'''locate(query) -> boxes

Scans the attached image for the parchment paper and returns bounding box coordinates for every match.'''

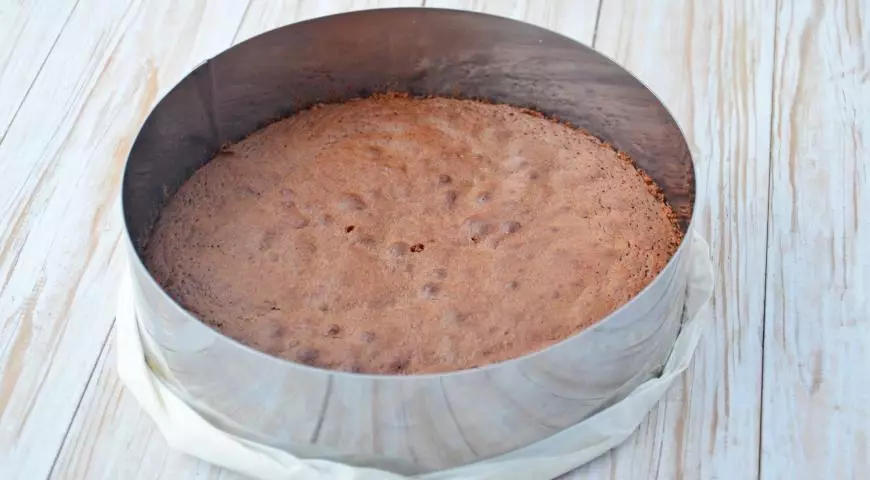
[117,234,713,480]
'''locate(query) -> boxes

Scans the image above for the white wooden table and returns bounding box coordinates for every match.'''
[1,1,867,478]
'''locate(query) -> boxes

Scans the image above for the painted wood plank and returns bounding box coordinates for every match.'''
[0,1,251,478]
[566,1,775,478]
[51,331,250,480]
[0,2,144,475]
[0,0,78,140]
[761,1,870,479]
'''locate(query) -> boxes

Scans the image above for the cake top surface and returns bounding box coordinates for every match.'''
[145,95,682,374]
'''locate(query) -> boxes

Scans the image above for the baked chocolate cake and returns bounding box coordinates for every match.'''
[145,95,682,374]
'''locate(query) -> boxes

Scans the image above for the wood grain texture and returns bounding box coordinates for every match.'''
[0,1,250,478]
[566,1,775,478]
[0,2,142,476]
[0,0,79,140]
[51,331,250,480]
[762,1,870,479]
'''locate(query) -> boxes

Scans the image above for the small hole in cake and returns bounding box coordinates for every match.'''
[290,216,309,229]
[387,242,409,257]
[389,357,410,373]
[461,217,492,241]
[280,188,295,206]
[410,243,425,253]
[326,324,341,337]
[265,322,286,338]
[442,309,465,324]
[443,190,457,208]
[420,282,440,299]
[339,193,366,211]
[296,348,319,365]
[345,225,355,233]
[354,234,376,247]
[501,221,522,235]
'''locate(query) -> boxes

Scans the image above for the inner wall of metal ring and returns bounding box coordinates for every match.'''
[120,8,695,473]
[123,9,693,254]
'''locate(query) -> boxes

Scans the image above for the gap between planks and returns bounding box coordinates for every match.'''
[757,0,782,477]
